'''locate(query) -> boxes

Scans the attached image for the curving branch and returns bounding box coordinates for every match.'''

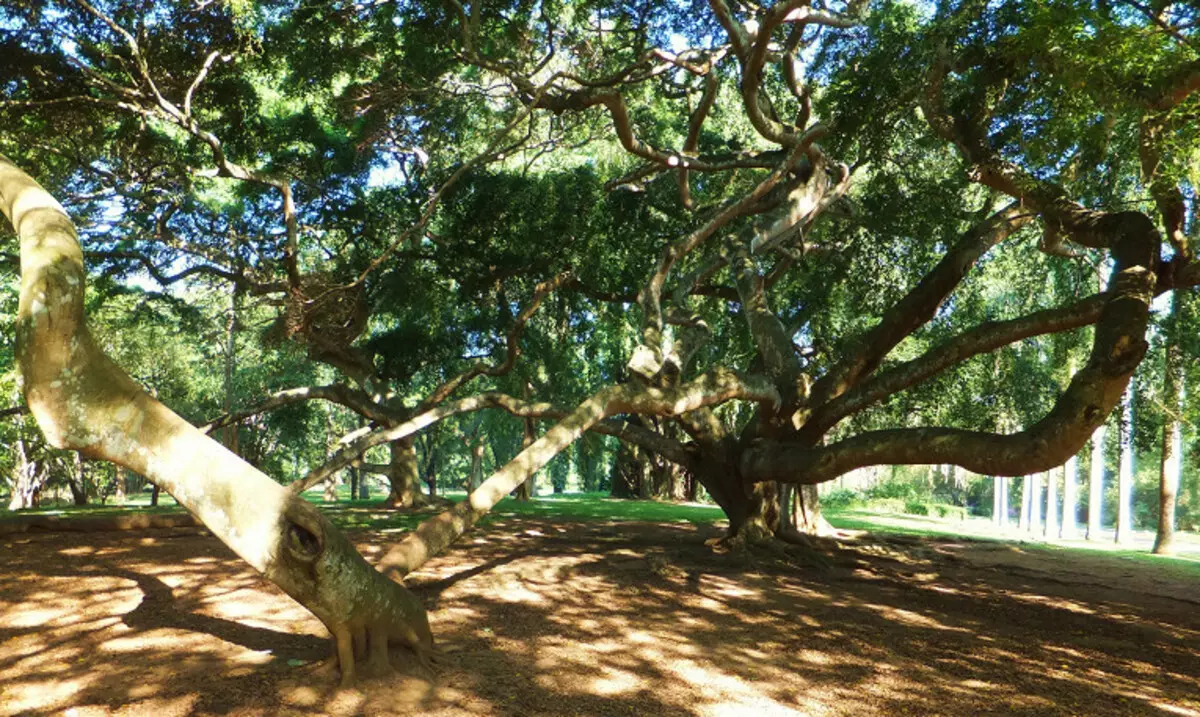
[294,369,777,495]
[801,293,1110,440]
[377,367,780,578]
[0,153,433,686]
[923,57,1114,249]
[745,211,1160,484]
[634,138,822,379]
[802,204,1034,422]
[418,271,573,409]
[200,383,401,433]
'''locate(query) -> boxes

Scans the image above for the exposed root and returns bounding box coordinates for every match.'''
[331,623,436,687]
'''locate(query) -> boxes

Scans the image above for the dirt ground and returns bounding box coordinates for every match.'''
[1,514,1197,717]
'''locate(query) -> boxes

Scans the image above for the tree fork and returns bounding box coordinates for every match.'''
[0,154,432,686]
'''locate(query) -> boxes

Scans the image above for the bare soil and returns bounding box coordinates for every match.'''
[1,515,1197,717]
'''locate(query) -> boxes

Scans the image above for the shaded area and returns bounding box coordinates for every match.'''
[1,517,1198,716]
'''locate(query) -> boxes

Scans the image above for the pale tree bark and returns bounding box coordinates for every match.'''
[1019,476,1031,532]
[378,371,779,578]
[0,155,431,686]
[992,476,1003,527]
[1044,470,1057,538]
[1029,472,1042,533]
[1116,383,1135,544]
[1153,292,1184,554]
[1061,454,1079,538]
[1088,424,1107,541]
[7,427,46,510]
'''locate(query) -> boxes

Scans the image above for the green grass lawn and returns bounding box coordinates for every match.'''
[5,490,1197,576]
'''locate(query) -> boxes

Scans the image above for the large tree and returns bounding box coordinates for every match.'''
[3,0,1199,683]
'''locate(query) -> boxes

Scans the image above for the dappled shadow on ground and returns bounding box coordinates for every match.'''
[1,518,1197,716]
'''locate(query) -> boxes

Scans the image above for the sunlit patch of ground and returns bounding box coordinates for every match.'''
[1,517,1198,716]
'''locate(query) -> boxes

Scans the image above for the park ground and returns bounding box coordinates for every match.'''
[1,495,1198,717]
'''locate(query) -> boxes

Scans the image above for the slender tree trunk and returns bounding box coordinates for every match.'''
[1019,475,1031,531]
[221,284,240,454]
[779,483,795,533]
[8,431,46,510]
[1044,470,1057,538]
[1029,472,1042,534]
[513,414,535,501]
[1061,455,1078,538]
[1087,424,1106,541]
[1154,295,1184,554]
[115,466,127,505]
[469,440,484,492]
[794,484,828,535]
[150,483,160,506]
[68,451,89,505]
[992,476,1002,526]
[999,476,1009,528]
[1116,384,1134,544]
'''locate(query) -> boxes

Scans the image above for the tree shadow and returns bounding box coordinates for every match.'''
[2,518,1198,716]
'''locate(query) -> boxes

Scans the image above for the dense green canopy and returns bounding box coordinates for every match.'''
[1,0,1197,539]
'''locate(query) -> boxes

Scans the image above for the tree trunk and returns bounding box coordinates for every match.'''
[468,440,484,492]
[992,476,1002,526]
[513,415,535,501]
[221,283,240,455]
[1044,470,1057,538]
[8,432,46,510]
[779,483,795,533]
[68,451,89,505]
[1154,294,1183,555]
[150,483,160,506]
[999,476,1009,528]
[0,155,432,686]
[793,484,828,536]
[323,473,339,502]
[1115,384,1134,544]
[115,466,127,505]
[385,438,425,508]
[1061,455,1078,538]
[1019,475,1031,531]
[1087,424,1106,541]
[349,466,360,500]
[1029,472,1042,534]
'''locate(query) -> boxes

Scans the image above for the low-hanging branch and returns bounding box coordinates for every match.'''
[201,383,401,434]
[293,369,778,496]
[377,368,781,578]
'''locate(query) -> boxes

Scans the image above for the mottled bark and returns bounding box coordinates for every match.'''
[0,155,431,685]
[385,439,426,508]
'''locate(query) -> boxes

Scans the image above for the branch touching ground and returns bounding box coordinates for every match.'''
[0,154,432,686]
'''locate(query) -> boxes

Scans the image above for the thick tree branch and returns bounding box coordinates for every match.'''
[746,211,1159,484]
[803,204,1033,421]
[378,367,779,578]
[801,293,1110,440]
